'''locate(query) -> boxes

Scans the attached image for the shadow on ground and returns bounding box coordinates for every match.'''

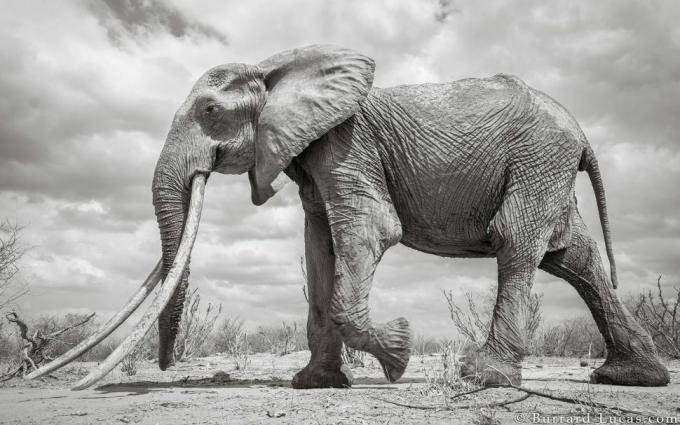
[95,376,427,395]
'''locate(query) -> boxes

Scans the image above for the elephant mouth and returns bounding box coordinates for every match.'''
[23,173,208,390]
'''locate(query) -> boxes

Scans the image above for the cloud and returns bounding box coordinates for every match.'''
[0,0,678,339]
[89,0,228,46]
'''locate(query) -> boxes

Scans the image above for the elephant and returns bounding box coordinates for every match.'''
[28,45,669,389]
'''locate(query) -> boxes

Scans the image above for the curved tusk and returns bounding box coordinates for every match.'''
[24,260,163,380]
[72,174,206,391]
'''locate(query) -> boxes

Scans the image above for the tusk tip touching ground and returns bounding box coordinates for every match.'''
[69,174,206,390]
[22,260,163,381]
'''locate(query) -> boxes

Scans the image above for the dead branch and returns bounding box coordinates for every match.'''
[373,385,651,416]
[0,311,95,380]
[449,386,489,400]
[46,313,95,339]
[373,392,530,411]
[505,385,648,416]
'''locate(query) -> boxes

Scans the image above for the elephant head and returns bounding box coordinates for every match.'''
[152,45,375,369]
[26,45,375,388]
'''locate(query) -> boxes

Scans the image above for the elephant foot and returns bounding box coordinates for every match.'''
[590,357,670,387]
[291,364,354,389]
[372,317,412,383]
[458,346,521,387]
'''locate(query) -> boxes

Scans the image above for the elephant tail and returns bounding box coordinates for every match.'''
[579,145,619,289]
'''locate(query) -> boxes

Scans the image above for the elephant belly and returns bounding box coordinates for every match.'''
[400,233,496,258]
[366,75,537,258]
[390,155,504,259]
[397,202,498,259]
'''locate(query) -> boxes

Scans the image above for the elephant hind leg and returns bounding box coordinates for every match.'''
[539,215,669,386]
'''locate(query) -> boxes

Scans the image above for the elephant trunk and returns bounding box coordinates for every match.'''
[152,129,212,370]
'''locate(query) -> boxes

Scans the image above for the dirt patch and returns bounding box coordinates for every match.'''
[1,353,678,424]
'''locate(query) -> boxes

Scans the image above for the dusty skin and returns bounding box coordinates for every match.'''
[1,353,678,424]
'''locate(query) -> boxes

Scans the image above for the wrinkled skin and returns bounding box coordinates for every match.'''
[152,45,669,387]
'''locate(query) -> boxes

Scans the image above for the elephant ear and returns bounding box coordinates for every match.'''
[249,45,375,205]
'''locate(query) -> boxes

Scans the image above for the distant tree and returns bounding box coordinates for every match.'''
[0,220,28,311]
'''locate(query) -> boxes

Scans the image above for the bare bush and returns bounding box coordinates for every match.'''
[421,339,477,400]
[231,331,249,370]
[1,312,95,380]
[214,317,250,370]
[443,288,542,352]
[214,317,245,353]
[536,316,605,358]
[0,320,19,365]
[443,290,491,343]
[0,312,117,365]
[249,321,307,355]
[174,288,222,362]
[31,313,99,359]
[0,221,28,311]
[631,276,680,359]
[341,344,365,367]
[120,351,139,376]
[413,333,442,358]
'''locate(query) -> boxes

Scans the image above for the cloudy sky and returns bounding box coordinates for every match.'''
[1,0,678,339]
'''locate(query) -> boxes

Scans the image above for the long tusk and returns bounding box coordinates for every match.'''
[24,260,163,380]
[72,174,207,391]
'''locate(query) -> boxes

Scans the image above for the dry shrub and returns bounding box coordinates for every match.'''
[0,321,19,362]
[443,288,542,354]
[120,351,139,376]
[1,312,96,379]
[174,288,222,361]
[0,220,28,312]
[421,339,478,400]
[230,331,249,370]
[341,344,365,367]
[214,317,245,353]
[413,334,442,356]
[214,317,249,370]
[249,321,307,355]
[1,312,117,364]
[30,313,99,359]
[535,316,605,358]
[630,276,680,359]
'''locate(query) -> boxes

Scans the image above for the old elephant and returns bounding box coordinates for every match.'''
[29,45,669,389]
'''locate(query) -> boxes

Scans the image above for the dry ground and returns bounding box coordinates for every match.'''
[0,353,678,424]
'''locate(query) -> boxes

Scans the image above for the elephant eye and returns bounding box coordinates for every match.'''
[203,104,219,117]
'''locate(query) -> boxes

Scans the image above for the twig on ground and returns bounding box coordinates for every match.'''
[373,384,652,416]
[449,386,488,400]
[374,392,530,411]
[504,385,647,416]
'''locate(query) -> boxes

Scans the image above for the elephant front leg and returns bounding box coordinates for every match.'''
[292,210,353,389]
[325,192,412,383]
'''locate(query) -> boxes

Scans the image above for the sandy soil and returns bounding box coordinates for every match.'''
[1,353,678,424]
